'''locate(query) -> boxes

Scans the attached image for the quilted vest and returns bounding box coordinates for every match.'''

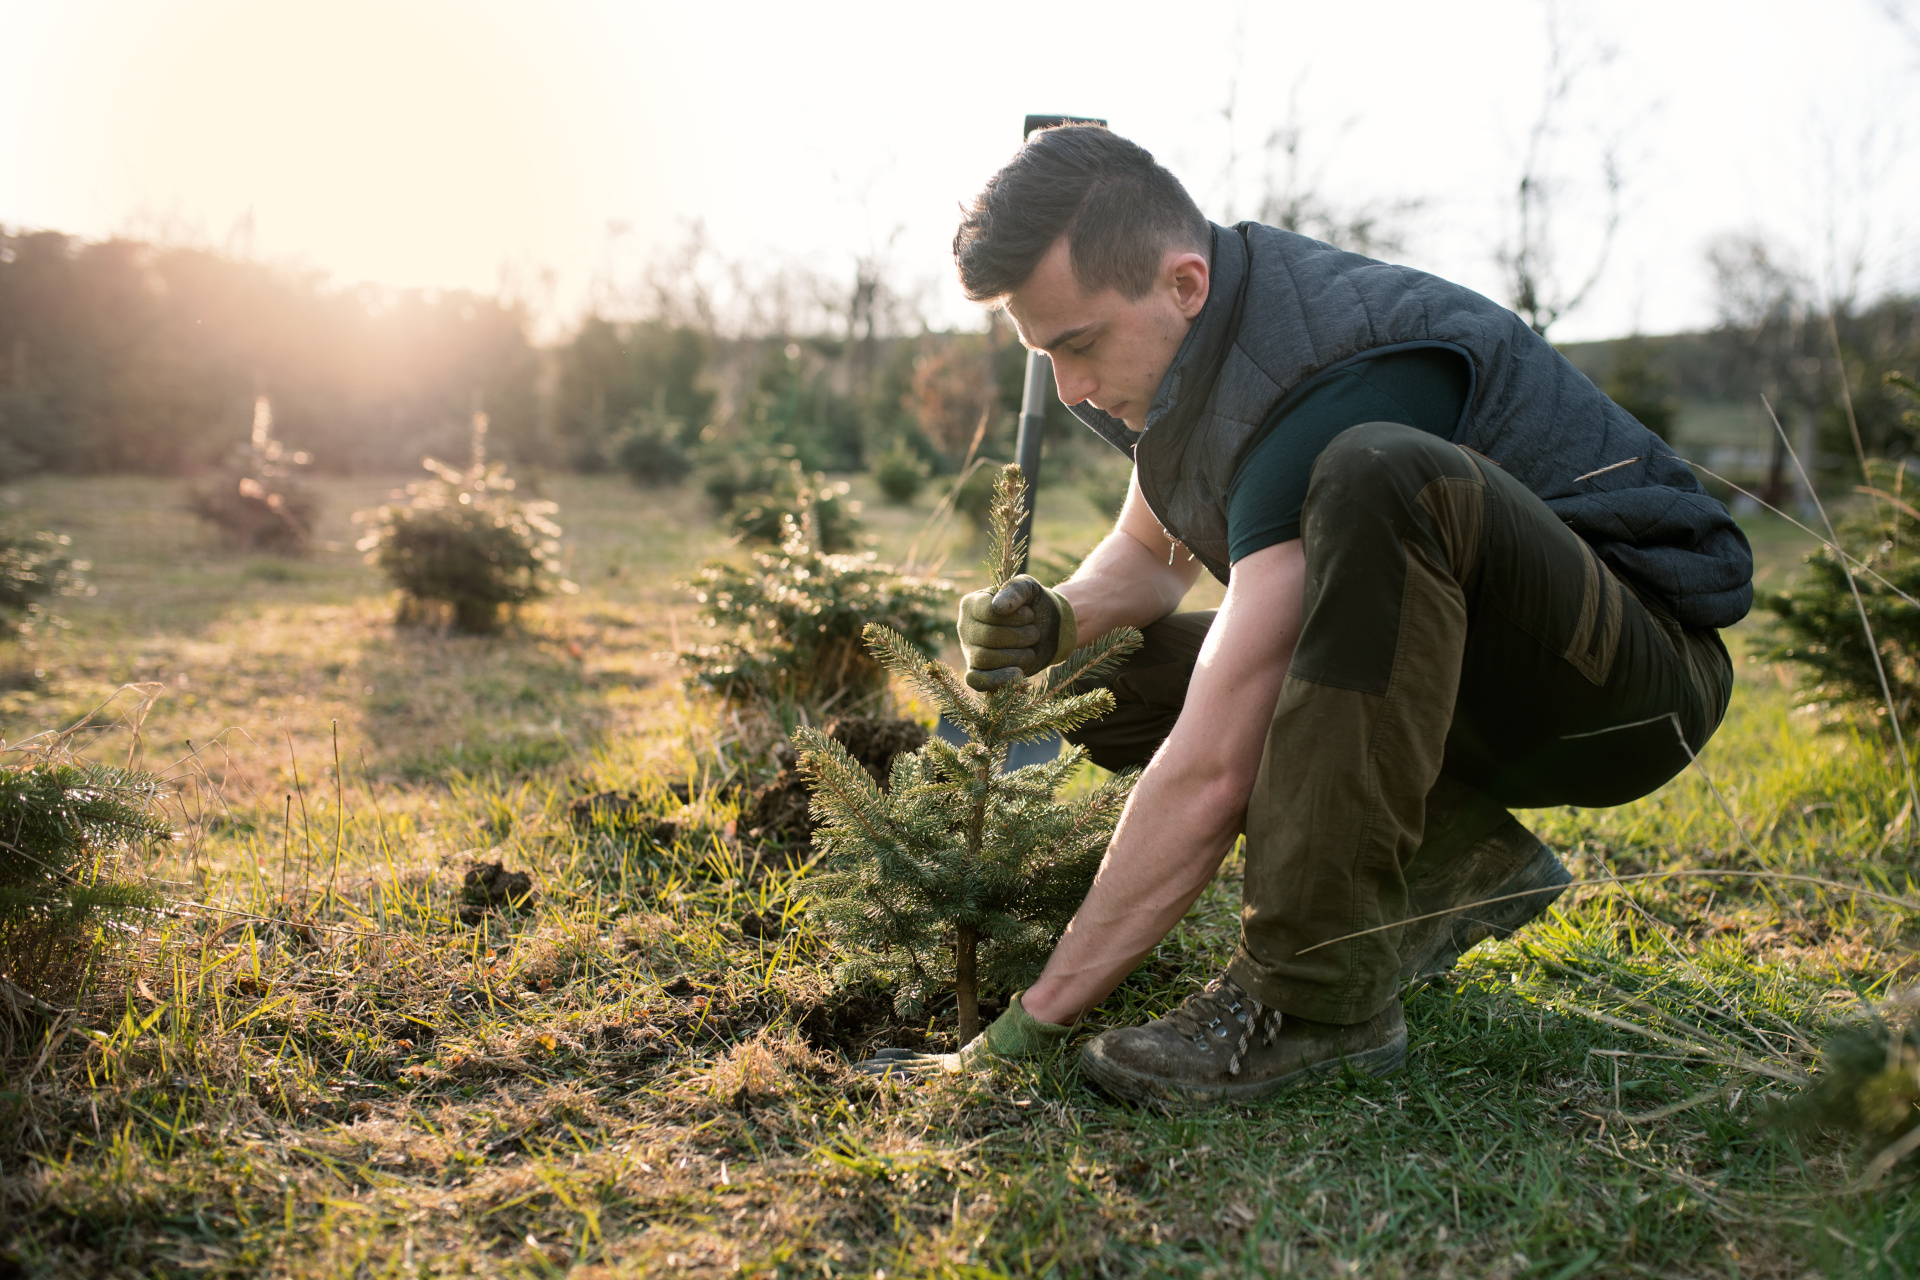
[1067,223,1753,630]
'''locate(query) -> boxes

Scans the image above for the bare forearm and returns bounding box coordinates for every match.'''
[1021,761,1248,1024]
[1020,539,1308,1029]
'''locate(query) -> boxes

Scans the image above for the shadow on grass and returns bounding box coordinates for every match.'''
[353,624,615,782]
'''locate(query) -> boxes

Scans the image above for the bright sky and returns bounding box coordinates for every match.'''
[2,0,1916,342]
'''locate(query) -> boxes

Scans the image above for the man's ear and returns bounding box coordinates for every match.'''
[1164,249,1210,319]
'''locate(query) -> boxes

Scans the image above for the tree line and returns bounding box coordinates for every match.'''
[3,224,1916,512]
[0,226,1114,502]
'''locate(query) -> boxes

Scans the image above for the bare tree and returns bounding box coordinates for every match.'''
[1496,3,1626,337]
[1254,86,1426,259]
[1212,68,1425,258]
[1706,233,1822,507]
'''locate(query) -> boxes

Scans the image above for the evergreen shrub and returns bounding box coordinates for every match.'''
[726,458,864,553]
[188,396,318,553]
[1786,993,1920,1184]
[1766,377,1920,727]
[681,503,948,712]
[614,410,694,487]
[355,416,575,634]
[0,760,166,1007]
[796,465,1143,1042]
[0,530,88,639]
[873,440,929,505]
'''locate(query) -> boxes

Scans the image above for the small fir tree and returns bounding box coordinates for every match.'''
[796,465,1142,1043]
[0,529,89,639]
[682,491,948,713]
[355,412,575,634]
[0,760,167,1004]
[188,396,318,553]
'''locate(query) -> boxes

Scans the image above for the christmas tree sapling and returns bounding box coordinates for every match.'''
[796,464,1143,1045]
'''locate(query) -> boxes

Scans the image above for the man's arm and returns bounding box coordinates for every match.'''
[1022,536,1307,1026]
[1055,468,1202,638]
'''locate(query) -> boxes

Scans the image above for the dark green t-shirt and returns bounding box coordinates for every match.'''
[1225,346,1471,563]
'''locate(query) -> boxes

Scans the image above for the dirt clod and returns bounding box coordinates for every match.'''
[568,792,678,845]
[742,716,928,856]
[459,861,535,923]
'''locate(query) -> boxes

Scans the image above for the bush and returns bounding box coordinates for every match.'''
[1765,376,1920,725]
[682,512,949,712]
[614,409,694,487]
[1784,993,1920,1185]
[727,458,864,553]
[0,530,88,639]
[187,396,318,553]
[873,440,929,505]
[355,420,575,634]
[951,462,1005,534]
[0,760,166,1008]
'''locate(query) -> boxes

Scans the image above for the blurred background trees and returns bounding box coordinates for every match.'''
[1,214,1914,540]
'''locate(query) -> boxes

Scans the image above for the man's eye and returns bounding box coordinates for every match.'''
[1070,340,1095,355]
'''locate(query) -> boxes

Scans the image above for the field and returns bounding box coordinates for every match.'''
[1,470,1917,1279]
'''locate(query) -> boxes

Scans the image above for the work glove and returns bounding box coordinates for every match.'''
[956,575,1078,692]
[853,992,1071,1078]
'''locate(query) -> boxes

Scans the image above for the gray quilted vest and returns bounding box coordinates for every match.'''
[1068,223,1753,631]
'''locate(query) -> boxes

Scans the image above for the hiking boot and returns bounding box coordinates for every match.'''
[1078,974,1405,1104]
[1397,814,1572,992]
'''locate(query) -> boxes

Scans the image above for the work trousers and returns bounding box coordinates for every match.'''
[1065,422,1734,1024]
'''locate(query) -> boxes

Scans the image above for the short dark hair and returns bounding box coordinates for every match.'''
[953,124,1211,303]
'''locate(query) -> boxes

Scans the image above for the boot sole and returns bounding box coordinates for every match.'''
[1400,844,1573,992]
[1078,1022,1407,1105]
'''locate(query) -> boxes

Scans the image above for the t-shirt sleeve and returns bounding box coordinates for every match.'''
[1226,348,1469,563]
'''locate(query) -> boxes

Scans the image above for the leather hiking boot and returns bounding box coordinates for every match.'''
[1079,974,1406,1104]
[1397,814,1572,993]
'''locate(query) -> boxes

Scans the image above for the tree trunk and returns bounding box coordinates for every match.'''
[955,924,979,1045]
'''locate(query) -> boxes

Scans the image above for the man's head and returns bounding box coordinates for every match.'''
[953,125,1211,431]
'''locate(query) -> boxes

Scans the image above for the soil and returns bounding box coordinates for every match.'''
[458,861,535,924]
[740,716,927,856]
[566,791,678,845]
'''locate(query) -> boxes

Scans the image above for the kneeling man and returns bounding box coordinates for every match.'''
[918,124,1749,1102]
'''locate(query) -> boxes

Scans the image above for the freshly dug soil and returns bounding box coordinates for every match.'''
[741,716,928,854]
[567,791,678,845]
[459,861,535,923]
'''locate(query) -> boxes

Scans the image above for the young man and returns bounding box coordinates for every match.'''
[898,124,1749,1102]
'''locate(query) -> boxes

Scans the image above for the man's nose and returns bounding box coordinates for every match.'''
[1052,360,1095,406]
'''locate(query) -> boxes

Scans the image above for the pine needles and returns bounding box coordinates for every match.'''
[353,413,575,634]
[797,464,1143,1043]
[0,759,166,1007]
[681,499,949,714]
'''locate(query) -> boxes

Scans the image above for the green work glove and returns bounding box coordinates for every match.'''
[854,992,1071,1078]
[956,575,1078,692]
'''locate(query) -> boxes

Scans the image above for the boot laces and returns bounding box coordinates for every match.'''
[1164,974,1284,1076]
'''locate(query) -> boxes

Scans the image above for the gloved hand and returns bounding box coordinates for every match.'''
[956,575,1078,692]
[854,992,1070,1078]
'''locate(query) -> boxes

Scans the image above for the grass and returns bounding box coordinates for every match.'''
[0,473,1915,1278]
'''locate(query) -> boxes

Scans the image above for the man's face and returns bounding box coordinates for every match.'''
[1004,236,1210,432]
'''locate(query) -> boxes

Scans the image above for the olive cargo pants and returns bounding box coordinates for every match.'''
[1065,422,1734,1025]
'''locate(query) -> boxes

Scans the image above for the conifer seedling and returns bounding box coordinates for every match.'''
[796,464,1143,1044]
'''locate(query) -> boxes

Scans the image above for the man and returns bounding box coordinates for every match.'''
[902,124,1748,1103]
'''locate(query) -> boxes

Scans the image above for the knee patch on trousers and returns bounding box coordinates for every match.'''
[1303,422,1481,531]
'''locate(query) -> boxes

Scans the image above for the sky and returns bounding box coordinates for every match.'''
[2,0,1917,343]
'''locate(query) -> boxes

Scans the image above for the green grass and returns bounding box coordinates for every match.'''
[0,477,1915,1277]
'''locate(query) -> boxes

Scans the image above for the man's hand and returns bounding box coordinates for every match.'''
[957,575,1078,691]
[853,992,1069,1078]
